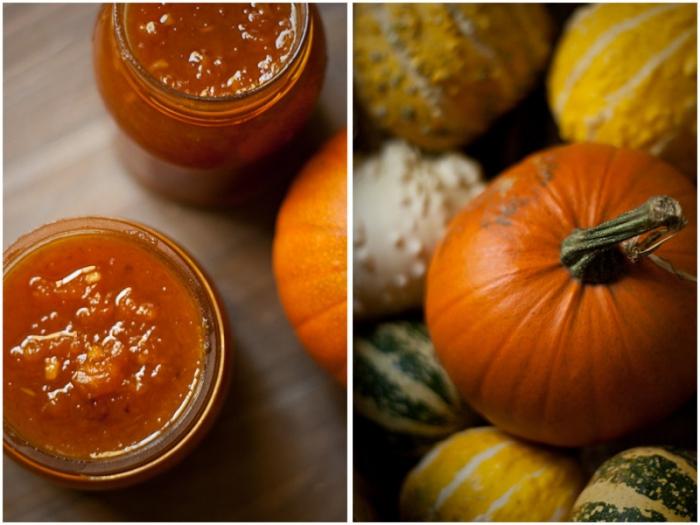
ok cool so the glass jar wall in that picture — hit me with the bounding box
[92,4,327,205]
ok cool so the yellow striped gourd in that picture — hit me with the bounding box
[572,447,697,522]
[400,427,585,521]
[354,4,553,150]
[548,4,697,175]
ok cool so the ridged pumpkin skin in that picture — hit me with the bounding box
[273,130,347,384]
[400,427,585,521]
[548,4,697,175]
[426,143,697,446]
[572,446,697,522]
[354,4,552,151]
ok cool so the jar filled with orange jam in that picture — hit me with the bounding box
[3,217,230,488]
[93,3,327,205]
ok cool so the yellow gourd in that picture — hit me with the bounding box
[354,4,553,150]
[548,4,697,175]
[400,427,585,522]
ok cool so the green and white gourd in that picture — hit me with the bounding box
[354,321,477,454]
[572,446,697,522]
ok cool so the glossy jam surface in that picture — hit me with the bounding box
[93,3,326,197]
[4,233,204,459]
[125,3,299,97]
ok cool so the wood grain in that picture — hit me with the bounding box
[3,4,347,522]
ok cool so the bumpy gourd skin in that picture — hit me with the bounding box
[548,4,697,175]
[353,140,484,318]
[354,4,553,151]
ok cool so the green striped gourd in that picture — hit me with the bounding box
[572,446,697,522]
[354,4,553,150]
[548,4,697,175]
[400,427,585,521]
[354,321,475,454]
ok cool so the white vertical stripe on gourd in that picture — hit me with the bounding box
[409,427,500,479]
[386,324,462,409]
[576,480,687,522]
[445,5,516,98]
[354,403,456,437]
[584,27,695,140]
[353,140,484,318]
[431,442,511,515]
[554,4,675,114]
[354,339,460,436]
[355,5,552,150]
[410,434,454,477]
[402,428,585,521]
[548,4,696,174]
[649,132,676,157]
[623,447,694,478]
[447,6,498,62]
[547,506,568,522]
[370,5,444,119]
[471,468,546,522]
[572,446,696,521]
[562,2,601,34]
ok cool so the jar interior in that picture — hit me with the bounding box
[114,2,310,103]
[3,217,222,477]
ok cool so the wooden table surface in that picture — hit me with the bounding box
[3,4,347,522]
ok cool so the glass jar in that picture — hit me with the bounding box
[3,217,231,488]
[93,3,327,205]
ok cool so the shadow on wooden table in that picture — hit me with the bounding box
[75,109,347,521]
[79,341,346,521]
[113,107,339,234]
[3,106,347,522]
[222,107,340,231]
[4,3,347,520]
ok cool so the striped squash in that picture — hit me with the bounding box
[548,4,697,175]
[572,447,697,522]
[400,427,585,521]
[354,321,475,454]
[354,4,553,151]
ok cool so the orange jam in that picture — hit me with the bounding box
[93,3,327,205]
[4,232,204,459]
[125,3,299,97]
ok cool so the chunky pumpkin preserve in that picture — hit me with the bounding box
[93,3,326,204]
[4,233,204,459]
[124,3,299,97]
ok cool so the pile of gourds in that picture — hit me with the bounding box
[353,4,697,522]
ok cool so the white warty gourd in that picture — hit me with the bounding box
[354,140,484,318]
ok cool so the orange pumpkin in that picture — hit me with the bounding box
[273,130,347,384]
[426,143,696,446]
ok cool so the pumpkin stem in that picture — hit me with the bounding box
[560,195,687,284]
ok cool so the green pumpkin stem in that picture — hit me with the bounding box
[561,195,687,284]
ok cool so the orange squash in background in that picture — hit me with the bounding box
[426,143,696,446]
[273,130,347,384]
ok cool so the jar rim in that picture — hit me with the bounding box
[112,2,310,105]
[3,216,230,487]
